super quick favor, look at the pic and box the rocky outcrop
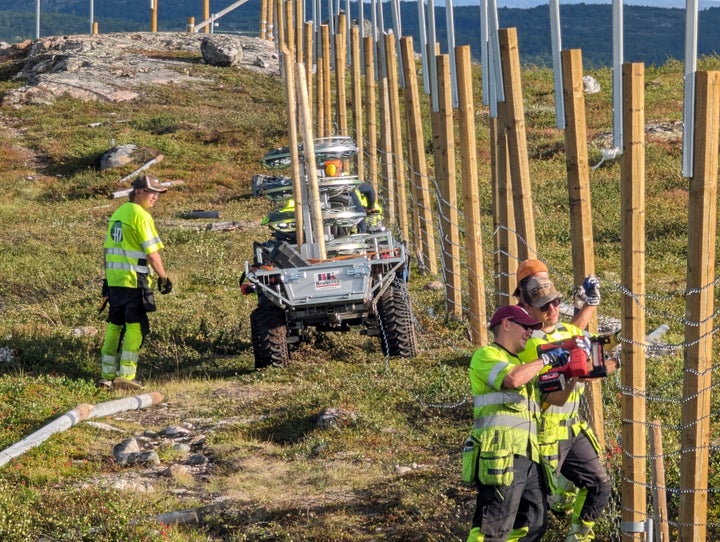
[0,32,279,106]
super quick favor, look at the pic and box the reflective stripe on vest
[141,236,162,251]
[474,391,525,408]
[474,414,538,436]
[488,360,510,387]
[105,261,150,274]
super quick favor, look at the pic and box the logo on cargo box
[315,271,340,289]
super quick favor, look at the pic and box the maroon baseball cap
[488,305,542,330]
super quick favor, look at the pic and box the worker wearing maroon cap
[464,305,579,542]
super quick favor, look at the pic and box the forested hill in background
[3,0,720,67]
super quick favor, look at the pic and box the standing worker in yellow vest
[99,174,173,391]
[464,304,583,542]
[516,272,616,542]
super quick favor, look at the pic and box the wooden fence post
[282,48,304,247]
[492,116,518,307]
[334,30,348,136]
[295,0,303,63]
[150,0,158,32]
[650,421,670,542]
[561,48,605,449]
[384,32,409,243]
[363,36,378,192]
[284,1,294,58]
[351,27,364,179]
[304,21,313,114]
[400,36,437,276]
[274,0,285,63]
[321,24,332,136]
[620,61,647,542]
[266,0,274,41]
[679,70,719,542]
[260,0,267,38]
[498,28,536,260]
[378,58,395,226]
[296,63,326,260]
[203,0,210,34]
[456,45,487,345]
[433,54,462,317]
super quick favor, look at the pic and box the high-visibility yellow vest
[469,343,542,463]
[519,323,596,468]
[104,202,163,288]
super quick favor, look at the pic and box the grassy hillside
[1,34,719,540]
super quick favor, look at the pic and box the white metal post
[480,0,489,105]
[488,0,504,118]
[612,0,624,151]
[682,0,698,178]
[390,0,405,87]
[428,0,439,112]
[359,0,365,71]
[36,0,41,39]
[550,0,565,129]
[446,0,458,107]
[417,0,430,94]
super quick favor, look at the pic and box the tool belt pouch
[462,436,481,483]
[142,287,157,312]
[477,448,514,486]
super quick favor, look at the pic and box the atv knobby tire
[377,278,418,358]
[250,304,290,369]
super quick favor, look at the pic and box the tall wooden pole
[491,115,518,308]
[283,48,304,247]
[456,45,487,345]
[304,22,314,114]
[384,32,409,243]
[561,48,605,449]
[364,36,378,192]
[351,27,364,178]
[321,24,332,136]
[498,28,536,260]
[150,0,158,32]
[433,54,462,317]
[296,63,326,260]
[334,29,348,136]
[400,36,437,276]
[260,0,267,39]
[679,70,719,542]
[620,61,647,542]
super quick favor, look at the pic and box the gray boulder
[201,35,243,67]
[100,144,138,170]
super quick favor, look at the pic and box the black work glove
[158,276,173,295]
[98,279,110,313]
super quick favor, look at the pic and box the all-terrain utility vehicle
[241,136,418,369]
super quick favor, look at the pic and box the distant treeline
[3,0,720,68]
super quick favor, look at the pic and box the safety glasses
[539,298,561,313]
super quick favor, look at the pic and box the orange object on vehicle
[324,159,343,177]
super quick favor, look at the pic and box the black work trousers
[558,430,612,522]
[471,454,548,542]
